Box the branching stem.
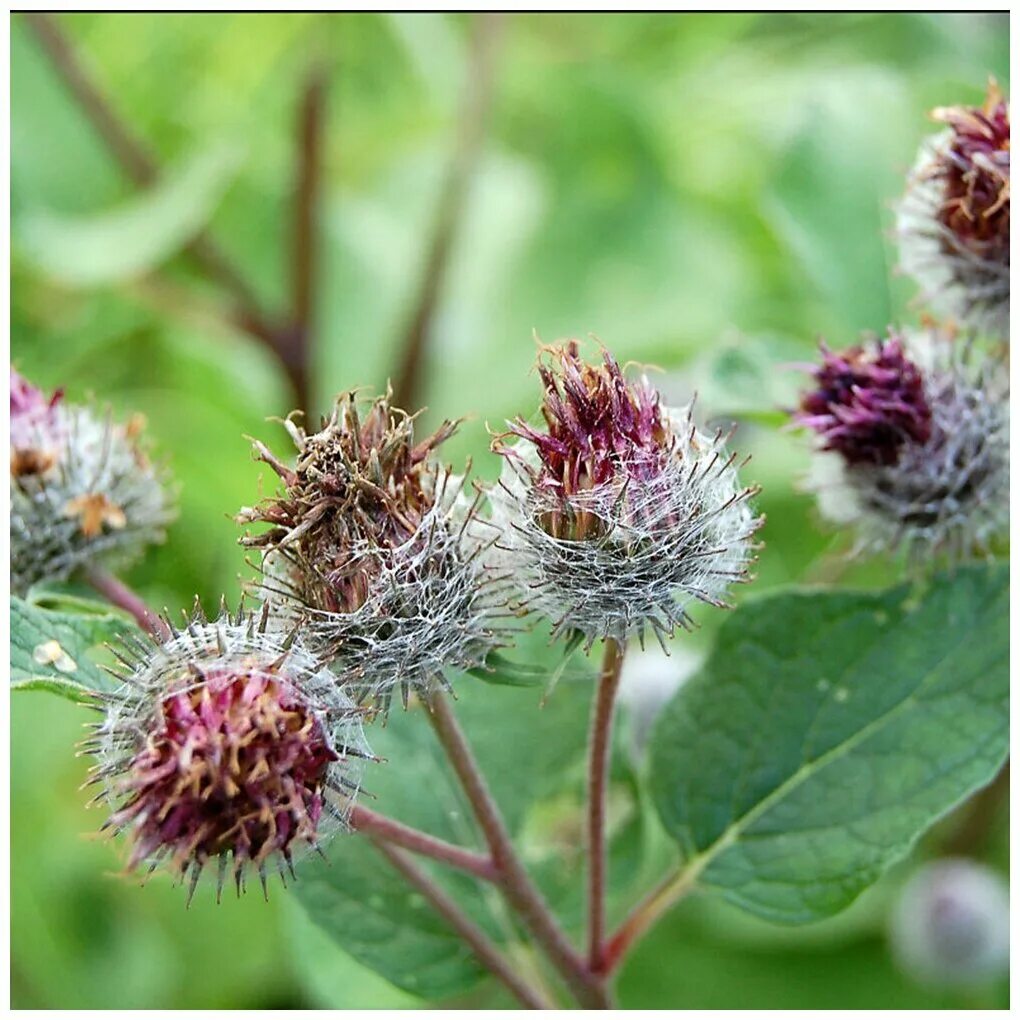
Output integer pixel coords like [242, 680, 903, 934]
[350, 804, 498, 882]
[83, 566, 169, 639]
[602, 864, 701, 975]
[426, 691, 612, 1009]
[370, 837, 552, 1010]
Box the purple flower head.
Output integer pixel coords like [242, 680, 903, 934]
[113, 666, 337, 885]
[500, 341, 669, 540]
[931, 82, 1010, 271]
[795, 332, 932, 467]
[896, 82, 1010, 338]
[10, 367, 64, 477]
[492, 340, 763, 647]
[88, 610, 370, 900]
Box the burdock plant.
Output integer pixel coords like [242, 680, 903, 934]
[492, 341, 763, 649]
[9, 79, 1009, 1013]
[84, 603, 371, 902]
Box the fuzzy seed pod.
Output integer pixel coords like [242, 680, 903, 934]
[491, 341, 763, 650]
[83, 603, 372, 902]
[889, 859, 1009, 989]
[896, 81, 1010, 338]
[796, 326, 1009, 564]
[10, 368, 175, 595]
[237, 391, 512, 710]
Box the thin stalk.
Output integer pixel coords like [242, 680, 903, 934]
[391, 13, 504, 411]
[426, 691, 611, 1009]
[370, 837, 552, 1010]
[350, 804, 499, 882]
[24, 13, 286, 370]
[602, 864, 701, 976]
[83, 566, 168, 639]
[586, 639, 625, 971]
[284, 63, 329, 417]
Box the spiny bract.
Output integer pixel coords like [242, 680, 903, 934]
[237, 391, 512, 710]
[797, 325, 1009, 565]
[10, 368, 175, 595]
[83, 604, 372, 902]
[491, 341, 763, 650]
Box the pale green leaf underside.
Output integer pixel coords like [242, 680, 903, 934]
[10, 595, 137, 703]
[17, 143, 243, 286]
[650, 564, 1008, 924]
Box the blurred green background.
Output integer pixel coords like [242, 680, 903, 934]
[11, 11, 1008, 1009]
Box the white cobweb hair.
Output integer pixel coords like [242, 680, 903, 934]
[490, 403, 763, 651]
[253, 472, 518, 712]
[11, 404, 175, 595]
[803, 328, 1008, 566]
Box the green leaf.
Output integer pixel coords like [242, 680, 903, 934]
[293, 672, 592, 999]
[650, 564, 1008, 925]
[686, 331, 805, 423]
[10, 595, 138, 703]
[16, 143, 243, 286]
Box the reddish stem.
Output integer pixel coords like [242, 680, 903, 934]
[285, 63, 329, 417]
[426, 691, 611, 1009]
[83, 566, 168, 639]
[350, 804, 498, 882]
[391, 13, 504, 411]
[370, 838, 552, 1010]
[586, 639, 625, 972]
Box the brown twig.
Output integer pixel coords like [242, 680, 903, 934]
[586, 639, 625, 971]
[83, 566, 169, 640]
[350, 804, 499, 882]
[426, 691, 612, 1009]
[391, 13, 504, 411]
[22, 14, 283, 365]
[284, 64, 329, 417]
[370, 838, 552, 1010]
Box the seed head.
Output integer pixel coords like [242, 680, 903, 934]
[10, 368, 176, 595]
[889, 859, 1009, 989]
[794, 331, 932, 466]
[84, 604, 371, 902]
[797, 326, 1009, 564]
[238, 391, 511, 709]
[896, 81, 1010, 338]
[492, 341, 763, 650]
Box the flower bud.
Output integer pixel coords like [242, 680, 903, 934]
[794, 326, 1009, 563]
[492, 341, 763, 649]
[83, 604, 371, 902]
[889, 859, 1009, 988]
[237, 391, 510, 710]
[794, 332, 932, 466]
[896, 81, 1010, 338]
[10, 368, 175, 595]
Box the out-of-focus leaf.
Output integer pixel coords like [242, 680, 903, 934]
[765, 72, 911, 335]
[650, 564, 1008, 924]
[17, 143, 243, 286]
[283, 899, 422, 1009]
[10, 595, 138, 702]
[667, 330, 806, 423]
